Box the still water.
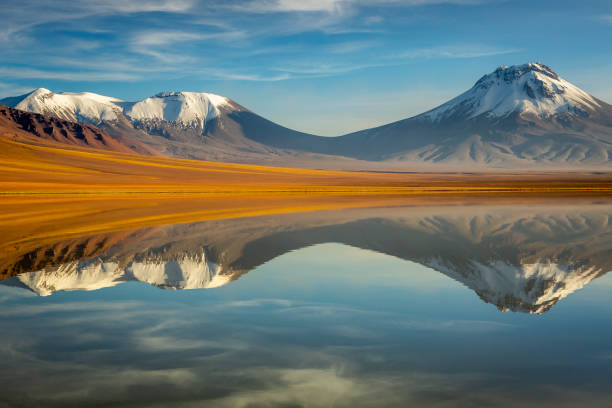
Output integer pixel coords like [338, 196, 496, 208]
[1, 202, 612, 407]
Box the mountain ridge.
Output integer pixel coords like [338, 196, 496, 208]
[2, 62, 612, 169]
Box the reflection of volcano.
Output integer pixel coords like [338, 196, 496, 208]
[2, 204, 611, 313]
[428, 259, 601, 314]
[6, 250, 229, 296]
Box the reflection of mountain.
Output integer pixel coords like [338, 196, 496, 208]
[2, 204, 611, 313]
[428, 259, 601, 314]
[7, 250, 229, 296]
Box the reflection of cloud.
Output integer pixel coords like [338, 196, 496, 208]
[399, 319, 517, 332]
[0, 289, 608, 408]
[222, 298, 293, 308]
[0, 300, 147, 317]
[207, 368, 376, 408]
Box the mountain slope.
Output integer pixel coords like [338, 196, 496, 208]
[0, 104, 159, 155]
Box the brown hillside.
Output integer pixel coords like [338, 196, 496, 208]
[0, 104, 160, 156]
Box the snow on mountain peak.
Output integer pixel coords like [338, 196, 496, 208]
[422, 62, 600, 121]
[10, 88, 123, 125]
[124, 91, 230, 128]
[2, 89, 232, 129]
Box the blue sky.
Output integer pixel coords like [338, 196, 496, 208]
[1, 0, 611, 135]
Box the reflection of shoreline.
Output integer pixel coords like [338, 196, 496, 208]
[2, 195, 610, 269]
[2, 203, 611, 313]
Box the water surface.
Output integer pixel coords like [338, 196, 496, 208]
[1, 202, 611, 407]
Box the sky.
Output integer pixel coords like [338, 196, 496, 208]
[1, 0, 611, 135]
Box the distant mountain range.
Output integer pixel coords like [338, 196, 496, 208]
[2, 63, 612, 169]
[2, 204, 610, 314]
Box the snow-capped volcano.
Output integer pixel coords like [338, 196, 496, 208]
[9, 88, 124, 124]
[334, 62, 612, 167]
[422, 63, 600, 121]
[4, 88, 230, 129]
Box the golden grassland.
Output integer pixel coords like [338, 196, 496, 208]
[2, 136, 612, 195]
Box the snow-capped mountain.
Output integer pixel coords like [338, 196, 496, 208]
[123, 91, 229, 129]
[2, 62, 612, 169]
[422, 63, 600, 121]
[335, 63, 612, 167]
[7, 88, 124, 124]
[7, 249, 231, 296]
[5, 88, 230, 129]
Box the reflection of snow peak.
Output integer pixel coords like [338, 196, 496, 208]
[128, 252, 227, 290]
[428, 258, 602, 314]
[14, 250, 230, 296]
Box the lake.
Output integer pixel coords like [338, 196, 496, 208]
[1, 201, 611, 407]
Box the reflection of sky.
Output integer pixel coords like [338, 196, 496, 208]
[1, 243, 611, 407]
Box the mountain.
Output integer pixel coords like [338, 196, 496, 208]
[0, 104, 159, 155]
[2, 63, 612, 169]
[335, 63, 612, 167]
[1, 88, 340, 166]
[2, 204, 610, 313]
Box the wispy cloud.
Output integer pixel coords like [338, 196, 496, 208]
[0, 67, 140, 82]
[273, 62, 387, 76]
[81, 0, 196, 14]
[130, 30, 206, 47]
[393, 45, 521, 59]
[0, 82, 37, 99]
[327, 40, 378, 54]
[225, 0, 493, 14]
[273, 44, 518, 78]
[364, 15, 384, 24]
[225, 0, 346, 14]
[0, 0, 196, 44]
